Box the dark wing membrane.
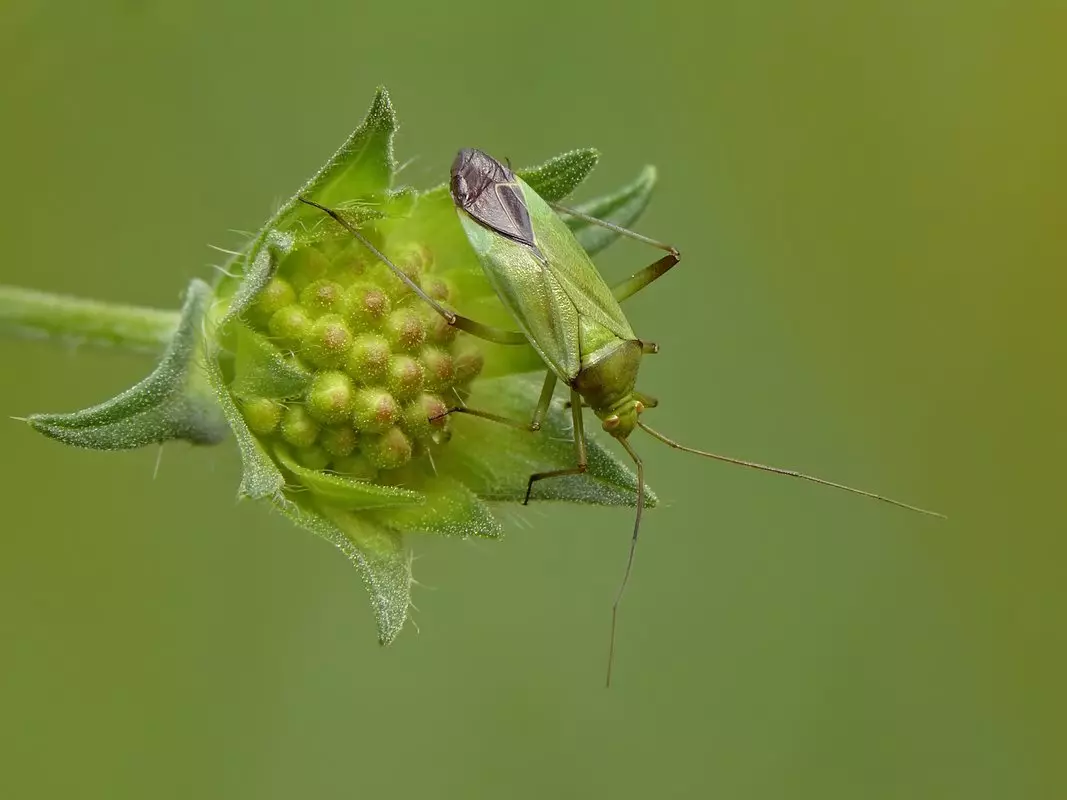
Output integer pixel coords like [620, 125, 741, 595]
[463, 181, 538, 250]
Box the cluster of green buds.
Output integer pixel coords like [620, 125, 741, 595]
[16, 88, 660, 643]
[240, 233, 482, 482]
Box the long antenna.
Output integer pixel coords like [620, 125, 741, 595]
[607, 437, 645, 688]
[638, 421, 945, 518]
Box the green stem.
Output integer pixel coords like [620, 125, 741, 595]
[0, 285, 180, 354]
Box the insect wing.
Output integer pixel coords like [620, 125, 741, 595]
[514, 177, 636, 343]
[456, 210, 581, 381]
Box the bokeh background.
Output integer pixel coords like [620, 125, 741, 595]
[2, 1, 1064, 797]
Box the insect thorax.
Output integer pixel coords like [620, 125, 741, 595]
[572, 339, 643, 423]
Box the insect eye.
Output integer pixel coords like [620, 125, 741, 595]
[450, 174, 468, 202]
[602, 415, 621, 432]
[634, 401, 645, 414]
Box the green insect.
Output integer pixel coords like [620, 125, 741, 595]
[301, 148, 942, 685]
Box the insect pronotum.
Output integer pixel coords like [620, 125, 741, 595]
[300, 148, 943, 686]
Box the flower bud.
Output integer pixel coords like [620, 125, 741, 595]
[384, 308, 426, 352]
[306, 371, 356, 424]
[402, 392, 449, 442]
[344, 283, 391, 331]
[280, 404, 320, 448]
[241, 396, 283, 436]
[352, 388, 401, 433]
[268, 306, 311, 350]
[346, 333, 391, 384]
[299, 280, 347, 319]
[302, 314, 352, 368]
[387, 355, 425, 401]
[452, 337, 485, 385]
[253, 277, 297, 325]
[320, 425, 358, 458]
[419, 346, 455, 390]
[365, 426, 413, 470]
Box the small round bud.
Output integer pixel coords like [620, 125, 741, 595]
[366, 426, 413, 471]
[424, 310, 458, 345]
[296, 445, 331, 471]
[402, 392, 449, 442]
[419, 346, 455, 390]
[280, 404, 320, 448]
[352, 388, 401, 433]
[451, 338, 485, 385]
[253, 277, 297, 326]
[345, 333, 391, 384]
[387, 355, 425, 401]
[384, 308, 427, 352]
[302, 314, 352, 368]
[333, 453, 378, 482]
[421, 275, 451, 302]
[305, 371, 356, 424]
[299, 280, 347, 319]
[344, 283, 392, 331]
[268, 306, 311, 350]
[320, 425, 358, 458]
[283, 246, 330, 292]
[241, 396, 283, 436]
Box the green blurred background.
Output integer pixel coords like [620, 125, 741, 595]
[2, 1, 1064, 797]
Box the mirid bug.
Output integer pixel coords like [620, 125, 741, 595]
[300, 148, 943, 685]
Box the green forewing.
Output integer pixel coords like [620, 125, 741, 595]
[455, 177, 635, 383]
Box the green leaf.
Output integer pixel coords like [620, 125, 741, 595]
[517, 148, 600, 202]
[567, 165, 658, 256]
[27, 279, 229, 450]
[230, 325, 311, 400]
[202, 343, 286, 501]
[274, 445, 424, 510]
[279, 497, 412, 645]
[373, 476, 502, 538]
[300, 86, 398, 205]
[435, 375, 657, 507]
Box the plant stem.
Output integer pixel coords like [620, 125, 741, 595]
[0, 285, 180, 354]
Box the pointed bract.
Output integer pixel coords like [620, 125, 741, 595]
[27, 280, 228, 450]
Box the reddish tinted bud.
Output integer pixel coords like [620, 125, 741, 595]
[352, 388, 401, 433]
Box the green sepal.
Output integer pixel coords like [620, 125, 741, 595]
[517, 148, 600, 202]
[202, 343, 286, 501]
[372, 475, 502, 539]
[278, 496, 412, 645]
[567, 165, 658, 256]
[301, 86, 398, 206]
[212, 88, 398, 309]
[222, 230, 294, 324]
[274, 444, 424, 510]
[435, 375, 657, 507]
[230, 325, 311, 399]
[27, 279, 229, 450]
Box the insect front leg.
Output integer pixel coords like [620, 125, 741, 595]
[298, 197, 529, 346]
[523, 389, 589, 505]
[431, 371, 557, 431]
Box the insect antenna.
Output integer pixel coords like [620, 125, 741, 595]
[607, 437, 645, 688]
[637, 421, 945, 518]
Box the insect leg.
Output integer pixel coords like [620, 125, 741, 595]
[523, 389, 588, 505]
[549, 202, 679, 256]
[611, 252, 680, 303]
[432, 371, 557, 431]
[299, 197, 528, 346]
